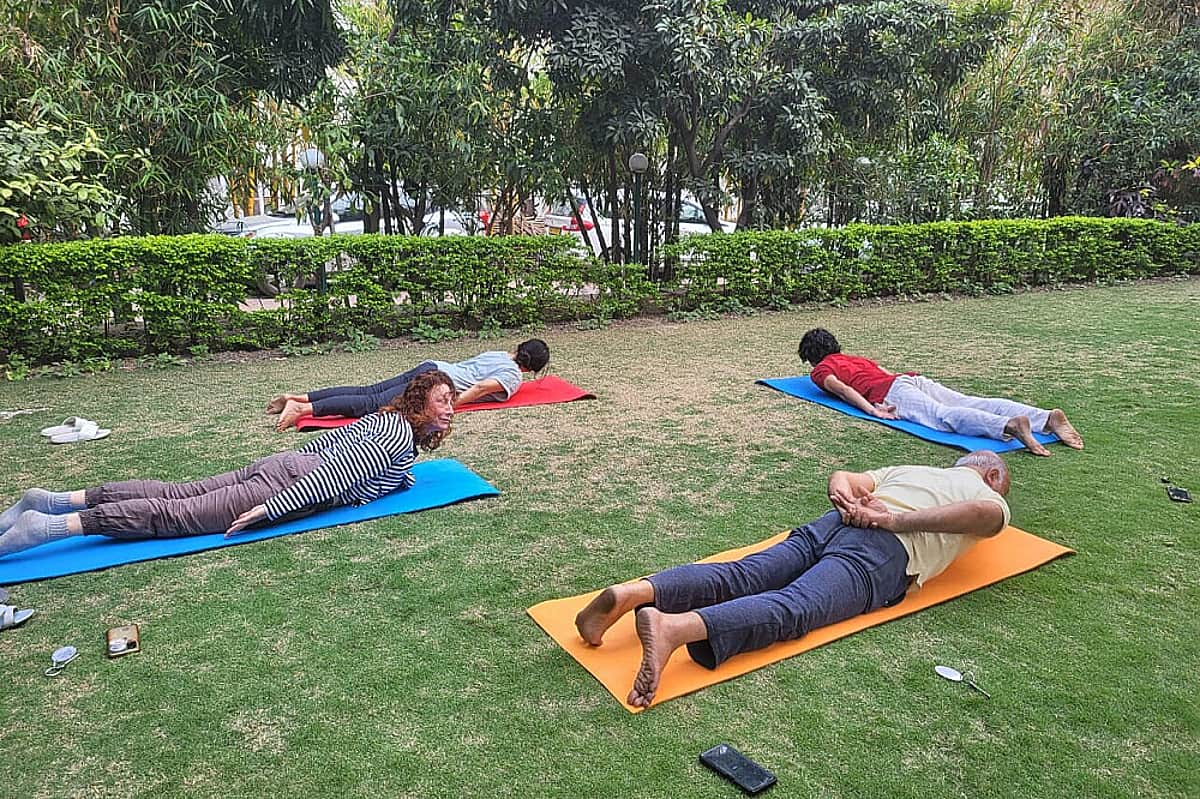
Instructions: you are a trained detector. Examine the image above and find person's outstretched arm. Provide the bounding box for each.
[821,375,898,419]
[454,379,505,406]
[843,496,1006,538]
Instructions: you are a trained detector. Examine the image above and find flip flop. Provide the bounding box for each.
[50,420,110,444]
[41,417,91,437]
[0,603,34,631]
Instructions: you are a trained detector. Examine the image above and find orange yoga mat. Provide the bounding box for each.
[527,525,1072,712]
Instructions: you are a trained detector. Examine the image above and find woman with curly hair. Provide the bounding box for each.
[268,338,550,431]
[0,371,457,557]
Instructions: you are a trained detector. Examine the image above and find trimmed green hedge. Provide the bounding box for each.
[0,234,649,364]
[0,218,1195,365]
[660,217,1199,309]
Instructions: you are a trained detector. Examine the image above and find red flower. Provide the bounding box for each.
[16,215,28,228]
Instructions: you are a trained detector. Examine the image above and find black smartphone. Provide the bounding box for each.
[699,744,776,794]
[1166,486,1192,503]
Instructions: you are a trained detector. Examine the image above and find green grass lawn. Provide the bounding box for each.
[1,278,1197,798]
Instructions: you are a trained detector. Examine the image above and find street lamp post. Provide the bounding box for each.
[628,152,648,264]
[299,147,330,293]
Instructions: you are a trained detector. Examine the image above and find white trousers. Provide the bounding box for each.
[884,375,1050,440]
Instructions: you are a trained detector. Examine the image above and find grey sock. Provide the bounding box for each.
[0,511,73,557]
[0,496,28,531]
[47,490,76,514]
[0,489,75,531]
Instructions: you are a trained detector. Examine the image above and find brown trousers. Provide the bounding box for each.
[79,452,323,538]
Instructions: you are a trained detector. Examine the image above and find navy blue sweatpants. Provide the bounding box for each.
[647,510,910,668]
[307,361,437,417]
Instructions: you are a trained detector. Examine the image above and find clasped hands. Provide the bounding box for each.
[829,490,897,531]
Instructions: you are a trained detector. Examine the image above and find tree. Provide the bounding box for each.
[0,0,346,234]
[1068,21,1200,218]
[951,0,1199,219]
[500,0,1007,244]
[793,0,1009,224]
[347,0,499,234]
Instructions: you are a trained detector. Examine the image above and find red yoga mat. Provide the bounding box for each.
[294,374,595,431]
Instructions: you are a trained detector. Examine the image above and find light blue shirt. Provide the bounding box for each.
[432,351,522,401]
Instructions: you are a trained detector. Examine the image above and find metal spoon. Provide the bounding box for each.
[934,664,991,698]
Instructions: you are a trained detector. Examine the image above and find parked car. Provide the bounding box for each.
[542,196,595,235]
[212,195,367,238]
[212,210,299,238]
[419,208,486,237]
[676,198,736,234]
[545,196,734,255]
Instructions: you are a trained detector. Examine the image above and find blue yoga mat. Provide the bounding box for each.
[0,459,499,585]
[757,376,1059,453]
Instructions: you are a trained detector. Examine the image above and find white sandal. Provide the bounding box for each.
[0,603,34,630]
[50,420,110,444]
[41,417,91,437]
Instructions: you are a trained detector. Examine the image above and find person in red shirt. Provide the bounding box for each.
[799,328,1083,456]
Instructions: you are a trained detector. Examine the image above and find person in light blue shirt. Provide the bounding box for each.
[269,339,550,430]
[430,350,524,403]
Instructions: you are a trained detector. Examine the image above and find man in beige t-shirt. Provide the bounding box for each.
[576,451,1011,708]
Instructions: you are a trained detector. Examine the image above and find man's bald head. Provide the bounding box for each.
[954,450,1010,496]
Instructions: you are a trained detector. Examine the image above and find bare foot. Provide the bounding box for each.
[628,609,674,708]
[276,400,311,432]
[1005,415,1050,457]
[1046,409,1083,450]
[266,394,291,414]
[627,608,707,708]
[575,582,653,646]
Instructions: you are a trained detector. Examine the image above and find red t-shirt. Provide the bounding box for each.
[809,353,905,404]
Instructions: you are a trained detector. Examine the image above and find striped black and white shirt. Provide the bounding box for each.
[264,412,417,520]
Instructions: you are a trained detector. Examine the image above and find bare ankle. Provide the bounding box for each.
[622,579,655,608]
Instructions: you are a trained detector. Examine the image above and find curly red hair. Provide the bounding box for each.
[380,370,456,450]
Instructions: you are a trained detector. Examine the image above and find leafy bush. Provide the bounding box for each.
[0,121,126,244]
[0,219,1195,367]
[659,218,1200,310]
[0,232,655,365]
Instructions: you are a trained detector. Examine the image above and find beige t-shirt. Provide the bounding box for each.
[865,465,1011,587]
